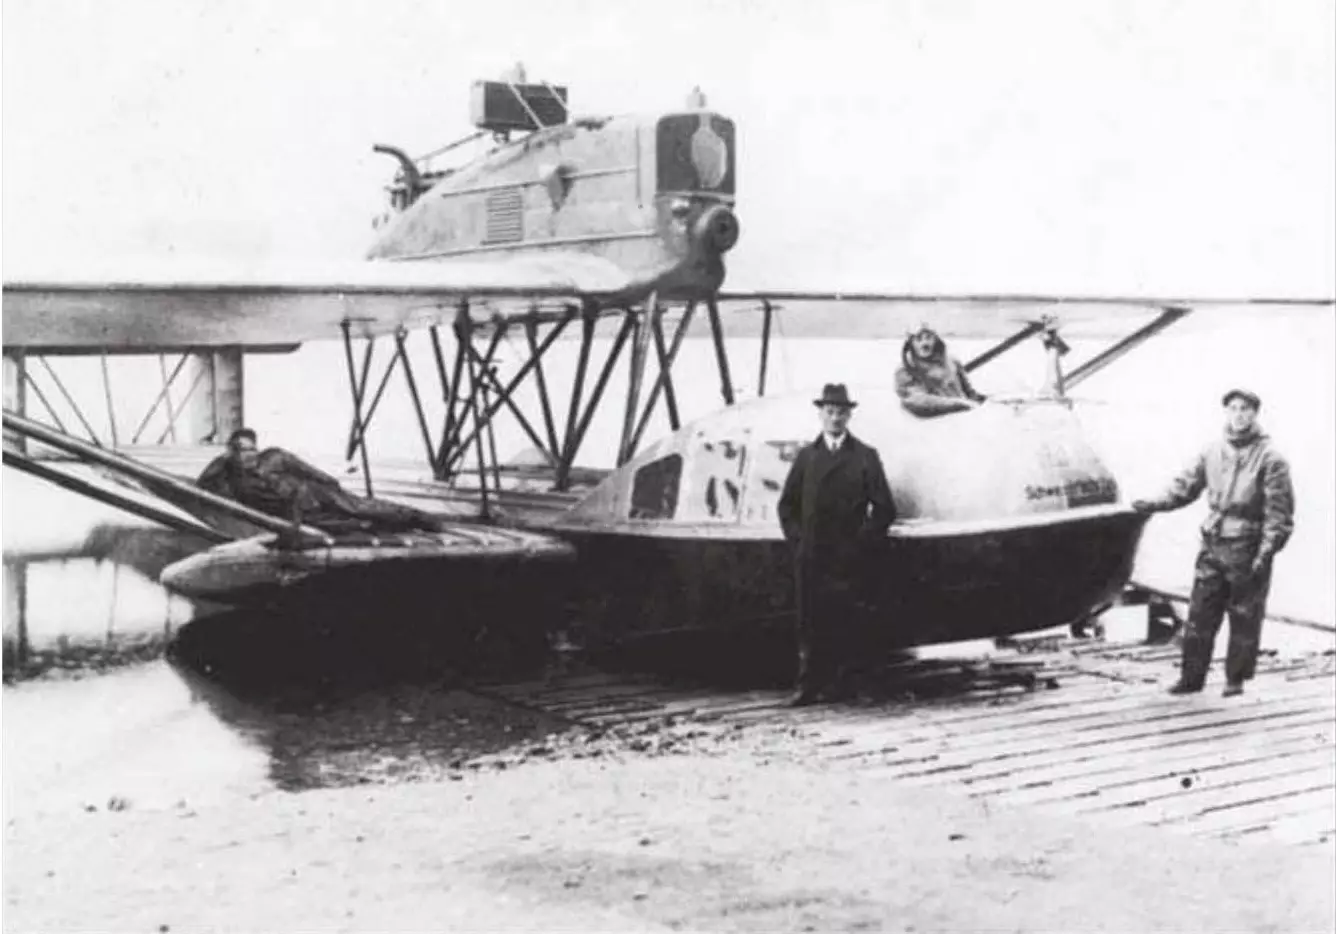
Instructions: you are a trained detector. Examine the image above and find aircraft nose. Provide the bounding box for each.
[694,204,739,254]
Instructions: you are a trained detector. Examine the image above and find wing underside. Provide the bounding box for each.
[5,256,1329,353]
[1,255,633,351]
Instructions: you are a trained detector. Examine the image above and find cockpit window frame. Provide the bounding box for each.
[629,452,684,520]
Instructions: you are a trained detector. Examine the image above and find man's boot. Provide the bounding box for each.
[1170,637,1211,696]
[1222,679,1245,697]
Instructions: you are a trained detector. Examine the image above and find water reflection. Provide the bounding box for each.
[3,608,572,820]
[3,523,202,673]
[1,659,271,817]
[164,608,569,791]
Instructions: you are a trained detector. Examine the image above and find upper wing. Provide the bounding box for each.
[8,255,1330,353]
[2,254,632,352]
[714,290,1334,339]
[717,289,1334,306]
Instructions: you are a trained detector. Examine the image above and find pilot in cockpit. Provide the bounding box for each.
[894,325,986,418]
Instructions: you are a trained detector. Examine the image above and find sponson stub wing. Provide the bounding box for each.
[1,254,633,353]
[158,524,576,605]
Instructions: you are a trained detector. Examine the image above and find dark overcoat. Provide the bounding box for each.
[777,433,896,568]
[780,435,892,566]
[777,433,896,686]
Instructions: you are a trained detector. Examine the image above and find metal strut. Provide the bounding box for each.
[20,369,68,435]
[465,346,554,465]
[647,304,680,430]
[458,303,493,519]
[964,319,1046,372]
[36,357,101,444]
[345,331,424,464]
[443,313,574,473]
[628,301,697,455]
[130,353,191,444]
[526,312,563,464]
[439,321,506,476]
[339,322,376,496]
[758,299,774,397]
[563,314,635,479]
[1064,306,1194,390]
[618,297,655,466]
[99,353,119,446]
[706,298,735,406]
[3,448,229,543]
[435,314,471,480]
[157,355,180,443]
[153,362,210,445]
[479,370,503,492]
[395,330,436,468]
[555,302,599,491]
[1,409,331,543]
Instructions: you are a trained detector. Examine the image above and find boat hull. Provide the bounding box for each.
[159,504,1146,655]
[557,507,1148,649]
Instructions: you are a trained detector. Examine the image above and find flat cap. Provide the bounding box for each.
[1221,388,1261,409]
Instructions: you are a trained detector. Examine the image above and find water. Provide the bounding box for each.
[3,308,1333,651]
[1,660,271,814]
[1,647,569,812]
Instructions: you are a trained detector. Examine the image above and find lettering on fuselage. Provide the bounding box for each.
[1024,476,1118,506]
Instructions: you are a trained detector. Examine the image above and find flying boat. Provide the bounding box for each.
[4,76,1330,656]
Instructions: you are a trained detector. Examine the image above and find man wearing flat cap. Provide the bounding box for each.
[1133,388,1295,697]
[778,384,896,706]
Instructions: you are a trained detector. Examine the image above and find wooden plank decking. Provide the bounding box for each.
[482,633,1336,850]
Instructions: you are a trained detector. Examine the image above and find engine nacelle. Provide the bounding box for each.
[367,89,739,301]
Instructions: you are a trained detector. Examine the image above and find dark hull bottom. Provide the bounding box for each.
[170,561,570,690]
[174,512,1146,667]
[562,511,1148,650]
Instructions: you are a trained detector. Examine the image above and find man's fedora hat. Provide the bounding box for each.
[1221,388,1262,409]
[813,383,857,408]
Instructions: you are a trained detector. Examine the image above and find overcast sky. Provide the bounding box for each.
[3,0,1333,295]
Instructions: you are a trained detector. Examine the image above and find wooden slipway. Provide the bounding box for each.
[481,634,1336,850]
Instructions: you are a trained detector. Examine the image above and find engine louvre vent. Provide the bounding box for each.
[484,188,524,244]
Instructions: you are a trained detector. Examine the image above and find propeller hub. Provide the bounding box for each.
[694,204,739,254]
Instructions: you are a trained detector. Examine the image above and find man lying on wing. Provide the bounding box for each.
[198,428,446,534]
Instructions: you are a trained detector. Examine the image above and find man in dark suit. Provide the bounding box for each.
[778,384,896,706]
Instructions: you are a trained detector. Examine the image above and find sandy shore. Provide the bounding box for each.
[5,695,1333,934]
